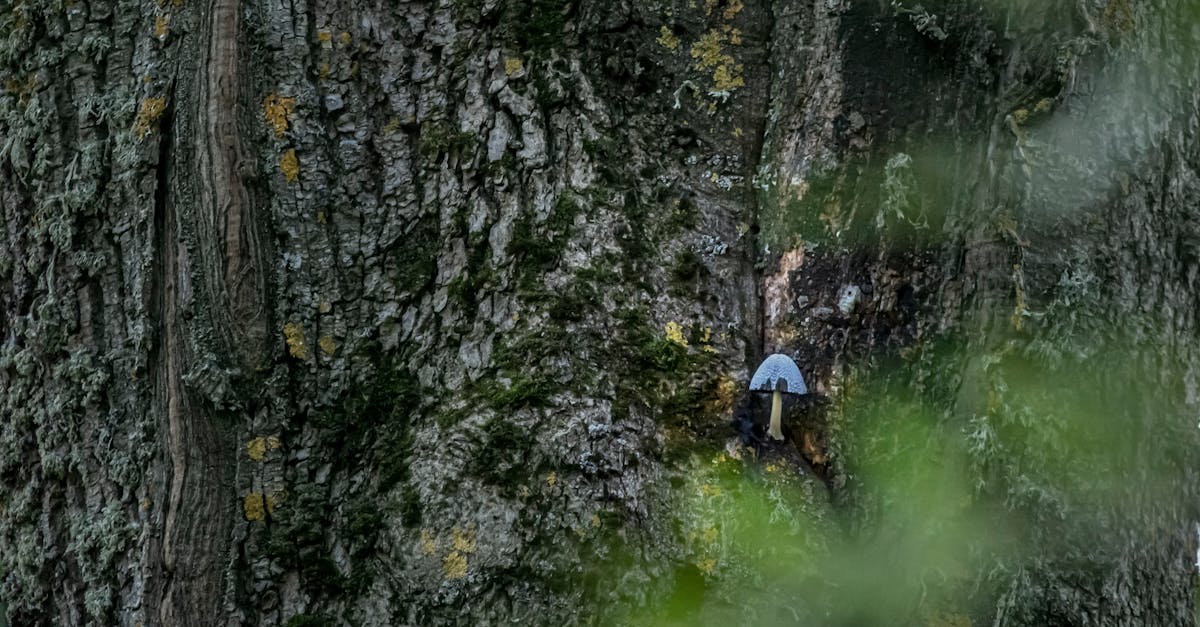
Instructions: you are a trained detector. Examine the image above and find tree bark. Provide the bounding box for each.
[0,0,1196,625]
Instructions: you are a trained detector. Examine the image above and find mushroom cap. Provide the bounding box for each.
[749,353,808,395]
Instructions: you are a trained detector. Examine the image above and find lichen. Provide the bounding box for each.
[689,29,745,94]
[443,550,468,580]
[247,435,281,462]
[280,148,300,182]
[263,94,297,137]
[283,322,308,359]
[1102,0,1134,32]
[452,526,477,554]
[154,14,169,41]
[722,0,743,20]
[656,26,681,51]
[244,492,267,521]
[504,57,523,76]
[420,529,438,555]
[665,321,688,347]
[134,96,167,140]
[318,335,337,356]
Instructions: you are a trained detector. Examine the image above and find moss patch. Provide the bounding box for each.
[467,418,539,496]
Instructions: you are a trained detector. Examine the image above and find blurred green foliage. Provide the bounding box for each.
[578,327,1197,625]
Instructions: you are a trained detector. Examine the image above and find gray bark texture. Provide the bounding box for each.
[0,0,1197,625]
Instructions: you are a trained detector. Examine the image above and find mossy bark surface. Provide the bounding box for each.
[0,0,1196,624]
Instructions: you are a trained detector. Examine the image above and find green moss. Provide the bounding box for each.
[508,192,580,291]
[399,484,423,528]
[614,190,655,266]
[272,356,423,597]
[419,120,478,161]
[484,376,557,412]
[669,249,704,296]
[395,217,438,295]
[500,0,575,55]
[467,418,539,496]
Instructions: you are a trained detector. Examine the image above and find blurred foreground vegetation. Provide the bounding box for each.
[579,326,1198,625]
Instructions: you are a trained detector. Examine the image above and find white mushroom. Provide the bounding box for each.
[749,354,808,441]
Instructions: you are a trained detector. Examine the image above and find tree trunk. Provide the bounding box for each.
[0,0,1195,625]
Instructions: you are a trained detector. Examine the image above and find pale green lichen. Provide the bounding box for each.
[690,28,745,94]
[656,25,681,50]
[318,335,337,356]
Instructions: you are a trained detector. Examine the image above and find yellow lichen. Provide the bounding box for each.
[704,0,717,15]
[420,529,438,555]
[1034,97,1054,114]
[504,57,523,76]
[590,513,601,528]
[665,321,688,347]
[443,550,468,579]
[1011,108,1029,125]
[318,335,337,356]
[154,14,169,40]
[263,94,296,137]
[701,526,718,544]
[317,30,332,45]
[711,63,745,92]
[243,493,267,521]
[4,74,37,104]
[247,438,267,461]
[339,31,351,46]
[697,558,716,575]
[283,322,307,359]
[452,526,477,554]
[690,29,745,94]
[141,497,152,512]
[134,96,167,141]
[546,471,557,487]
[656,25,680,50]
[723,0,744,20]
[1102,0,1134,32]
[319,63,331,80]
[280,148,300,182]
[247,435,281,462]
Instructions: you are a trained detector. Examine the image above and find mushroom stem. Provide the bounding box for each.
[768,389,784,441]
